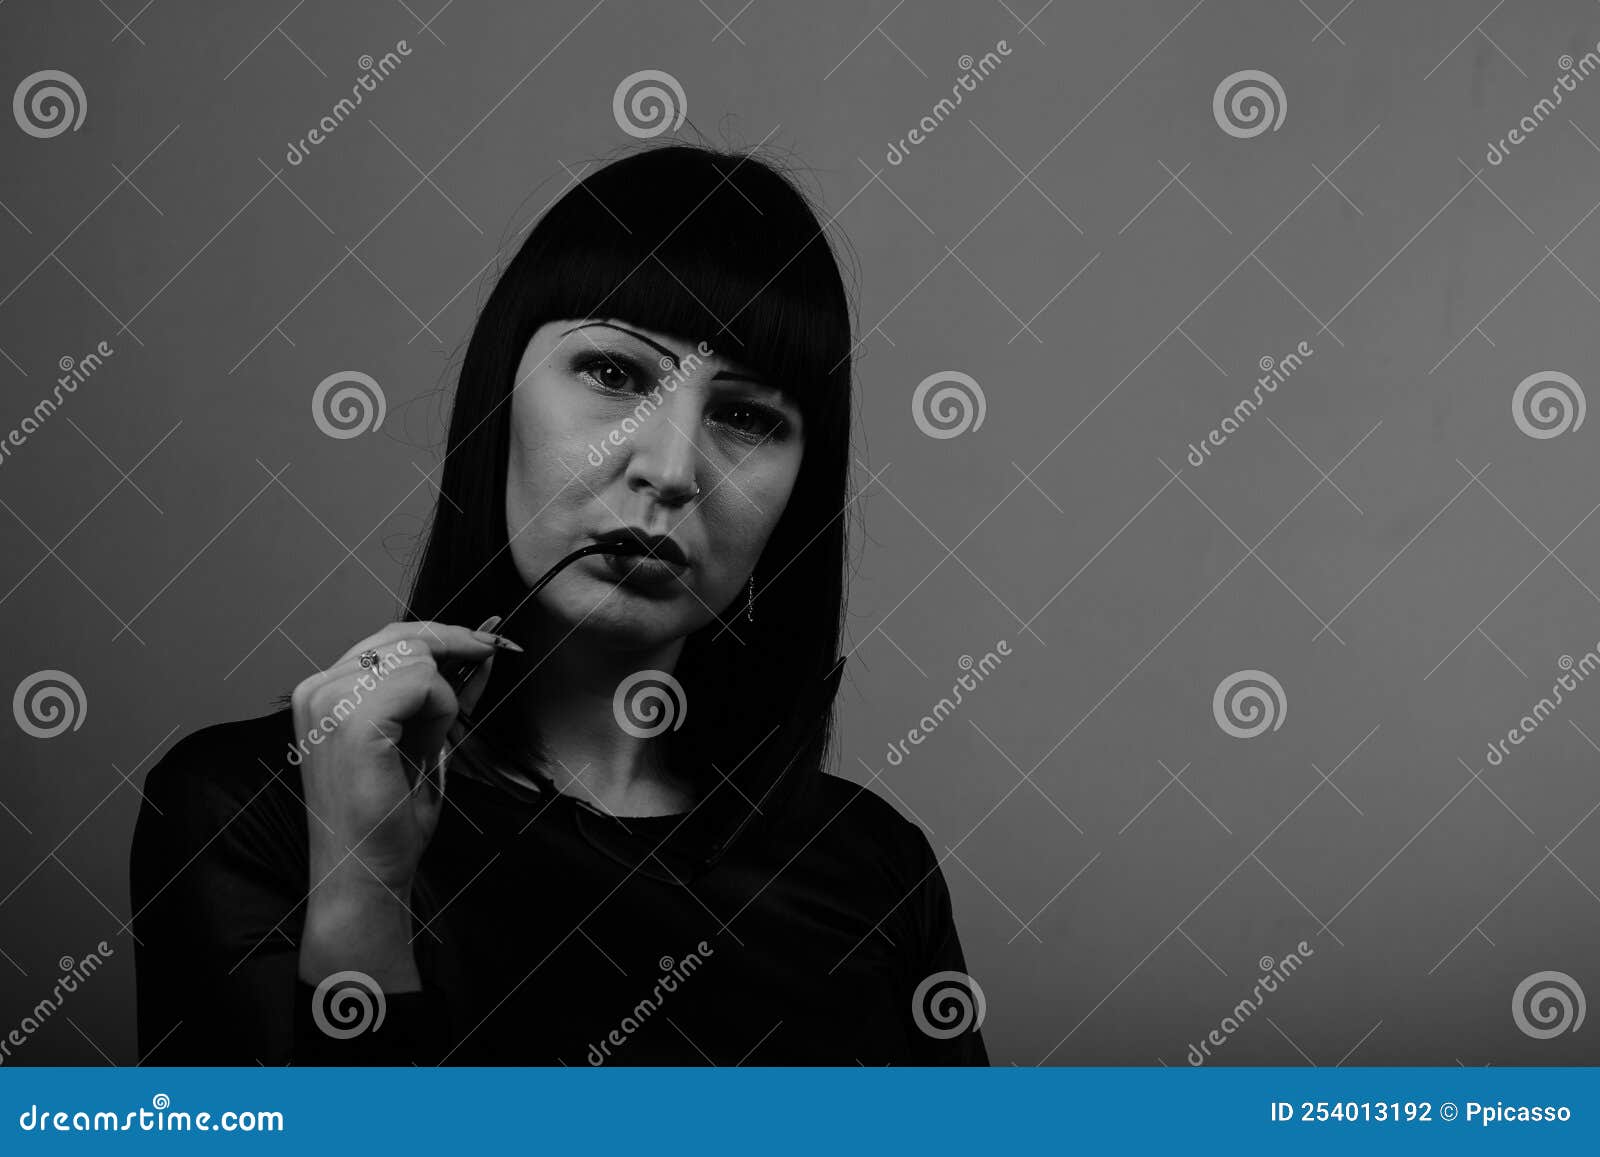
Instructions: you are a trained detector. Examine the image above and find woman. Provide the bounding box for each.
[129,144,989,1065]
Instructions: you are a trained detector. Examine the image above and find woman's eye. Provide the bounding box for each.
[718,403,788,441]
[576,356,637,392]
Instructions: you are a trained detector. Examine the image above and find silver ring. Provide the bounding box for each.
[692,481,702,497]
[358,649,381,670]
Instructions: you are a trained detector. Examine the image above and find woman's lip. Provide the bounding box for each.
[592,550,689,589]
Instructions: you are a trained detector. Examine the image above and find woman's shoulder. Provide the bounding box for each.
[780,769,936,871]
[138,705,303,836]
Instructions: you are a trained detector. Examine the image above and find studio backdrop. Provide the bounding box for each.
[2,0,1598,1065]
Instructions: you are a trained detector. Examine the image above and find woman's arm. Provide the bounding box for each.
[899,826,992,1065]
[129,727,308,1063]
[129,718,451,1065]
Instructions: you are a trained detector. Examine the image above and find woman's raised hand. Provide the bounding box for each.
[291,617,513,991]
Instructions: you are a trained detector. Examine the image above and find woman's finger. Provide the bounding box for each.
[333,619,513,668]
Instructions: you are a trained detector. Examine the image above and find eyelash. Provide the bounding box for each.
[572,352,792,443]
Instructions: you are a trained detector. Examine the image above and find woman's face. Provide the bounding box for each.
[504,317,805,646]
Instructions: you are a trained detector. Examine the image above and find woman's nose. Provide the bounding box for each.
[624,405,701,505]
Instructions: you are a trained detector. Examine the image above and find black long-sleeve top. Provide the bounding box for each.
[128,708,990,1065]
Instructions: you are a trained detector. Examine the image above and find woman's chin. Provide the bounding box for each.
[545,581,692,644]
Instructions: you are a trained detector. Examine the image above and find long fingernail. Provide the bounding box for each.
[471,630,524,652]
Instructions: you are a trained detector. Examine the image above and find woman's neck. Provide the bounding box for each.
[500,620,695,817]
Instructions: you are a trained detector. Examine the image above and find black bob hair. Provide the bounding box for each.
[405,142,857,856]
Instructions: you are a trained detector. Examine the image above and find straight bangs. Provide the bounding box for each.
[510,146,851,419]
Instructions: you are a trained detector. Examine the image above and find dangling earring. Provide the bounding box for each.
[745,574,755,622]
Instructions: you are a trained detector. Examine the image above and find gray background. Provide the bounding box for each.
[2,0,1598,1065]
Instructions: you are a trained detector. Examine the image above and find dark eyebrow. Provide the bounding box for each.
[560,322,684,367]
[562,320,783,397]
